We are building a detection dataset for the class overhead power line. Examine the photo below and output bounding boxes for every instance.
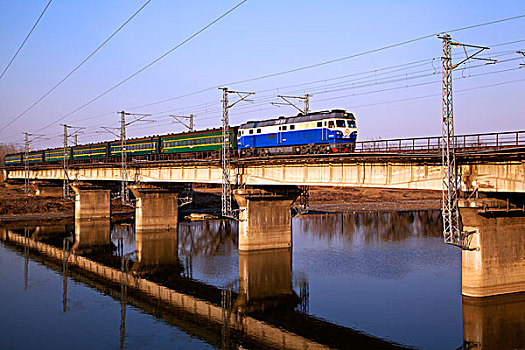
[0,0,152,133]
[9,11,525,139]
[107,16,525,113]
[33,0,247,134]
[0,0,53,80]
[76,43,523,124]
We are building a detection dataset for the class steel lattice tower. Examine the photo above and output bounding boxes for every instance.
[440,34,461,245]
[221,88,232,217]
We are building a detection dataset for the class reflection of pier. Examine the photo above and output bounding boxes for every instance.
[463,293,525,349]
[1,225,405,349]
[236,248,298,313]
[133,229,180,275]
[72,218,111,251]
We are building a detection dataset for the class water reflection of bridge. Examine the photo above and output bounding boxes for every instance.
[1,218,409,349]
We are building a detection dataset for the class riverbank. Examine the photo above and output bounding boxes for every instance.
[0,183,132,221]
[309,186,441,212]
[0,182,441,220]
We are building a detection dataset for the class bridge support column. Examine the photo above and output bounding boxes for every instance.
[460,200,525,297]
[131,184,183,231]
[233,186,300,251]
[71,184,111,219]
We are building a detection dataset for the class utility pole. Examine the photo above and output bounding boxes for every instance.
[106,111,152,205]
[120,111,129,205]
[219,87,254,218]
[271,94,311,114]
[62,124,71,198]
[439,34,495,248]
[22,132,48,194]
[23,132,31,194]
[61,124,84,199]
[168,114,194,132]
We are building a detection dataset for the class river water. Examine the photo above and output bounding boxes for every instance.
[1,210,523,349]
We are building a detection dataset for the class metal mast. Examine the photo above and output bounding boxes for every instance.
[168,114,195,132]
[271,93,311,114]
[23,132,31,194]
[439,34,494,248]
[103,111,152,205]
[120,111,129,205]
[219,87,254,218]
[62,124,71,198]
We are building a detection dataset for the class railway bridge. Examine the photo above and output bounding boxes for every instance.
[3,130,525,297]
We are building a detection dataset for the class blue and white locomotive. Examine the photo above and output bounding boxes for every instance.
[237,109,357,156]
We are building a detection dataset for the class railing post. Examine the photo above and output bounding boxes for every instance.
[517,132,519,147]
[496,133,499,147]
[385,140,388,152]
[463,135,466,149]
[412,139,415,152]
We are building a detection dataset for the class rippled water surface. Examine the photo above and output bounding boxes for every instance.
[1,210,523,349]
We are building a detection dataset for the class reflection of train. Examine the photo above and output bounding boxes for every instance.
[5,109,357,166]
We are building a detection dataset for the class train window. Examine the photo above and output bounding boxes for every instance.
[272,134,275,139]
[257,129,261,133]
[328,121,335,128]
[336,120,345,127]
[348,120,356,128]
[268,135,271,139]
[290,125,295,130]
[249,130,253,134]
[282,126,287,131]
[317,122,322,127]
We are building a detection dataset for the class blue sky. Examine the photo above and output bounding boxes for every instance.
[0,0,524,149]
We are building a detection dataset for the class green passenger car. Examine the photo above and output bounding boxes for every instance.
[73,143,108,160]
[23,151,44,163]
[160,128,237,155]
[44,148,71,162]
[5,153,22,165]
[110,137,158,157]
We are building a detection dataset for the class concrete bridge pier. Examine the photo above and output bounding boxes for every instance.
[131,184,183,231]
[460,199,525,297]
[234,248,298,313]
[71,183,111,219]
[233,186,300,251]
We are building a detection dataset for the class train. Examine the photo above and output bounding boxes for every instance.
[4,109,357,166]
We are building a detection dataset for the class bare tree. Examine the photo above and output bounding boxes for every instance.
[0,143,21,167]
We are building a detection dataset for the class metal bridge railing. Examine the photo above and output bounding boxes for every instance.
[355,130,525,153]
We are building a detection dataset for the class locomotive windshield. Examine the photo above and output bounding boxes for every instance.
[336,120,346,127]
[348,120,356,128]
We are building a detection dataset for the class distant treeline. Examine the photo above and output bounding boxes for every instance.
[0,143,21,167]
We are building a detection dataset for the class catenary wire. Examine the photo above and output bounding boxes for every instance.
[0,0,152,133]
[0,0,53,80]
[32,0,247,134]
